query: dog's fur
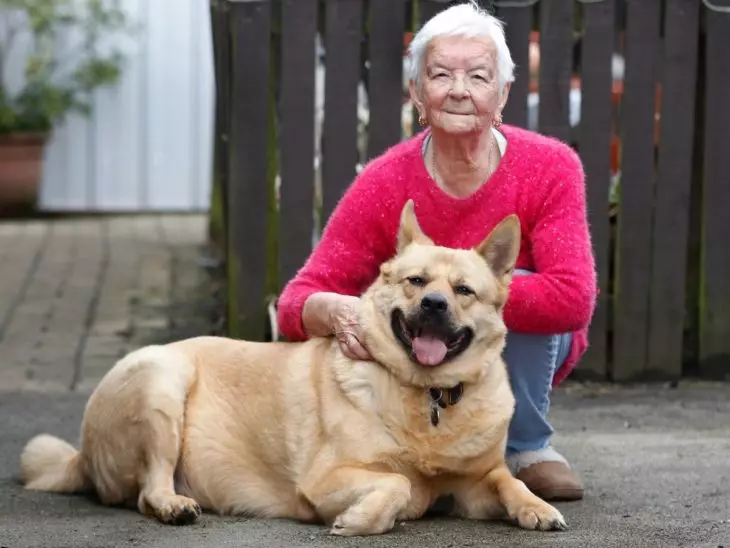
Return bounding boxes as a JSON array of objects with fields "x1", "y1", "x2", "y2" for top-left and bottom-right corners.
[{"x1": 19, "y1": 200, "x2": 566, "y2": 536}]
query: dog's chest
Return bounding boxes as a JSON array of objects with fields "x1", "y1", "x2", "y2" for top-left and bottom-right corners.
[
  {"x1": 382, "y1": 396, "x2": 506, "y2": 476},
  {"x1": 335, "y1": 368, "x2": 510, "y2": 476}
]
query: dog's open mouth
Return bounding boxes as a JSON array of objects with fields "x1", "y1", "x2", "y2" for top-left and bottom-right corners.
[{"x1": 391, "y1": 309, "x2": 473, "y2": 367}]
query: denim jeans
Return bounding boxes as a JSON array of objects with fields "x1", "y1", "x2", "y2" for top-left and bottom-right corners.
[{"x1": 504, "y1": 269, "x2": 572, "y2": 456}]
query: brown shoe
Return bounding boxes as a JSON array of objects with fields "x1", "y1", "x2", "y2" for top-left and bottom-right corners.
[{"x1": 516, "y1": 461, "x2": 584, "y2": 502}]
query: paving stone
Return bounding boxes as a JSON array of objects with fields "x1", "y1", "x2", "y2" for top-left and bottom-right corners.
[
  {"x1": 0, "y1": 214, "x2": 220, "y2": 393},
  {"x1": 0, "y1": 368, "x2": 71, "y2": 393},
  {"x1": 89, "y1": 319, "x2": 132, "y2": 337}
]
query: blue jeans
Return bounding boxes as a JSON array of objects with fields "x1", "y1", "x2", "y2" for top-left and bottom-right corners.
[{"x1": 505, "y1": 269, "x2": 572, "y2": 455}]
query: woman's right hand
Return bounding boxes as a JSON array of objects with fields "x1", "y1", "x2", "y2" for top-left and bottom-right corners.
[
  {"x1": 301, "y1": 292, "x2": 373, "y2": 361},
  {"x1": 329, "y1": 295, "x2": 373, "y2": 361}
]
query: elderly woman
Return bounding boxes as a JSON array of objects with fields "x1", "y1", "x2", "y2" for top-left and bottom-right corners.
[{"x1": 276, "y1": 2, "x2": 596, "y2": 502}]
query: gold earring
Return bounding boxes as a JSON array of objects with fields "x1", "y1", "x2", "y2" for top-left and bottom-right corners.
[
  {"x1": 493, "y1": 114, "x2": 503, "y2": 128},
  {"x1": 418, "y1": 113, "x2": 427, "y2": 127}
]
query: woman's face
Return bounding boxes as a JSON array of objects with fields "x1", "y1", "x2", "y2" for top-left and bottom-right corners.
[{"x1": 411, "y1": 35, "x2": 510, "y2": 135}]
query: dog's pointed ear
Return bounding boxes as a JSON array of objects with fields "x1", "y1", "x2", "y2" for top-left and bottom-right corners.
[
  {"x1": 397, "y1": 199, "x2": 433, "y2": 252},
  {"x1": 475, "y1": 215, "x2": 521, "y2": 280}
]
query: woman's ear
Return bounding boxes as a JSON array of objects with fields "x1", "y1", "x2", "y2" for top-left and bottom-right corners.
[
  {"x1": 409, "y1": 79, "x2": 424, "y2": 119},
  {"x1": 498, "y1": 81, "x2": 511, "y2": 113}
]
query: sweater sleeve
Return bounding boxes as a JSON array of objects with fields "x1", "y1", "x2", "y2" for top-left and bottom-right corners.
[
  {"x1": 503, "y1": 145, "x2": 597, "y2": 334},
  {"x1": 276, "y1": 167, "x2": 396, "y2": 341}
]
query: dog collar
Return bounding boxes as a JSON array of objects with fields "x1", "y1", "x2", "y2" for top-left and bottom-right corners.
[{"x1": 427, "y1": 383, "x2": 464, "y2": 427}]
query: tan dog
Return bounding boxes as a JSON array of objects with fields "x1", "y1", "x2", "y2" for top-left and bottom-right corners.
[{"x1": 19, "y1": 200, "x2": 567, "y2": 536}]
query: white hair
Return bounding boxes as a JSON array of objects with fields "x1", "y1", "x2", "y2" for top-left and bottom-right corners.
[{"x1": 407, "y1": 1, "x2": 515, "y2": 93}]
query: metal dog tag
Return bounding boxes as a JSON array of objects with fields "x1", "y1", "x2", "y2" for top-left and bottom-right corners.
[
  {"x1": 430, "y1": 399, "x2": 441, "y2": 426},
  {"x1": 429, "y1": 388, "x2": 443, "y2": 427}
]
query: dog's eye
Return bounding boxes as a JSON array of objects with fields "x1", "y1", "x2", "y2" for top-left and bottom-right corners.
[
  {"x1": 407, "y1": 276, "x2": 427, "y2": 287},
  {"x1": 454, "y1": 284, "x2": 474, "y2": 296}
]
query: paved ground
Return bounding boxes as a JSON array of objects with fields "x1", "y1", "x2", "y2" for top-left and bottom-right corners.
[
  {"x1": 0, "y1": 214, "x2": 729, "y2": 548},
  {"x1": 0, "y1": 214, "x2": 223, "y2": 394}
]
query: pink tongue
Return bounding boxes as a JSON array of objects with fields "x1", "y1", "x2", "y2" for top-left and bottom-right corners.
[{"x1": 412, "y1": 336, "x2": 448, "y2": 366}]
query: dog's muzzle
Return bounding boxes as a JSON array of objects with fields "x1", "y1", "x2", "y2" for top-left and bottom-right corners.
[{"x1": 391, "y1": 298, "x2": 473, "y2": 367}]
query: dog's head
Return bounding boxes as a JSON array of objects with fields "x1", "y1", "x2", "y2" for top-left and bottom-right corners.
[{"x1": 361, "y1": 200, "x2": 521, "y2": 387}]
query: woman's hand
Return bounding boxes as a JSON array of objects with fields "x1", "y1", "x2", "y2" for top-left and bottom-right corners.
[
  {"x1": 301, "y1": 292, "x2": 373, "y2": 361},
  {"x1": 330, "y1": 295, "x2": 373, "y2": 361}
]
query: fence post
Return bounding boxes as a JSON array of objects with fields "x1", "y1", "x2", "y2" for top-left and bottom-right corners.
[
  {"x1": 368, "y1": 0, "x2": 407, "y2": 159},
  {"x1": 578, "y1": 0, "x2": 615, "y2": 380},
  {"x1": 537, "y1": 0, "x2": 573, "y2": 144},
  {"x1": 279, "y1": 0, "x2": 318, "y2": 287},
  {"x1": 321, "y1": 0, "x2": 363, "y2": 222},
  {"x1": 496, "y1": 1, "x2": 531, "y2": 129},
  {"x1": 612, "y1": 1, "x2": 662, "y2": 381},
  {"x1": 646, "y1": 0, "x2": 700, "y2": 379},
  {"x1": 700, "y1": 0, "x2": 730, "y2": 378},
  {"x1": 226, "y1": 0, "x2": 273, "y2": 341},
  {"x1": 209, "y1": 0, "x2": 231, "y2": 255}
]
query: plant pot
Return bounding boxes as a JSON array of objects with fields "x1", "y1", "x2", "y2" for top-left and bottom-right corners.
[{"x1": 0, "y1": 132, "x2": 48, "y2": 215}]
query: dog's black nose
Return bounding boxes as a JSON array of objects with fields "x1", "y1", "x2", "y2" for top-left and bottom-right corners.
[{"x1": 421, "y1": 293, "x2": 448, "y2": 313}]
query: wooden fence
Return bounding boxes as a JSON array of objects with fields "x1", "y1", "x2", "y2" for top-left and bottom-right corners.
[{"x1": 209, "y1": 0, "x2": 730, "y2": 382}]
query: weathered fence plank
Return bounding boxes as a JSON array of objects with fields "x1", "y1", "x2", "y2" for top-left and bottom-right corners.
[
  {"x1": 646, "y1": 0, "x2": 700, "y2": 379},
  {"x1": 537, "y1": 0, "x2": 573, "y2": 143},
  {"x1": 227, "y1": 0, "x2": 272, "y2": 339},
  {"x1": 322, "y1": 0, "x2": 363, "y2": 222},
  {"x1": 700, "y1": 0, "x2": 730, "y2": 378},
  {"x1": 495, "y1": 1, "x2": 531, "y2": 128},
  {"x1": 368, "y1": 0, "x2": 407, "y2": 159},
  {"x1": 209, "y1": 0, "x2": 231, "y2": 252},
  {"x1": 279, "y1": 0, "x2": 318, "y2": 285},
  {"x1": 578, "y1": 0, "x2": 615, "y2": 379},
  {"x1": 612, "y1": 0, "x2": 661, "y2": 381}
]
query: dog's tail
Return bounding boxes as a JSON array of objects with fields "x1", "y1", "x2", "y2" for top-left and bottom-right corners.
[{"x1": 20, "y1": 434, "x2": 90, "y2": 493}]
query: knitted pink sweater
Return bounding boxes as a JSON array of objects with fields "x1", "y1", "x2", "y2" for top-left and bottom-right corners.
[{"x1": 277, "y1": 124, "x2": 597, "y2": 386}]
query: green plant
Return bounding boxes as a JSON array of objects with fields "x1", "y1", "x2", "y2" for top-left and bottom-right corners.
[{"x1": 0, "y1": 0, "x2": 133, "y2": 134}]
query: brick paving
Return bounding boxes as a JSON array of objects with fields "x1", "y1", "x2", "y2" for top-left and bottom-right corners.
[{"x1": 0, "y1": 214, "x2": 224, "y2": 394}]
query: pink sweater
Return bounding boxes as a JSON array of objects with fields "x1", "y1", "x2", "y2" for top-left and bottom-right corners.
[{"x1": 277, "y1": 124, "x2": 597, "y2": 386}]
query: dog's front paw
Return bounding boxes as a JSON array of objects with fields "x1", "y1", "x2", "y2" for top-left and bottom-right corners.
[
  {"x1": 329, "y1": 507, "x2": 397, "y2": 537},
  {"x1": 512, "y1": 500, "x2": 567, "y2": 531},
  {"x1": 154, "y1": 495, "x2": 202, "y2": 526}
]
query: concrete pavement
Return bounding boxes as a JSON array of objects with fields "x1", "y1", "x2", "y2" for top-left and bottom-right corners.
[
  {"x1": 2, "y1": 383, "x2": 729, "y2": 548},
  {"x1": 0, "y1": 214, "x2": 728, "y2": 548}
]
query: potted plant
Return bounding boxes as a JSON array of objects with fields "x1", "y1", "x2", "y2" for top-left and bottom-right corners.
[{"x1": 0, "y1": 0, "x2": 132, "y2": 214}]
